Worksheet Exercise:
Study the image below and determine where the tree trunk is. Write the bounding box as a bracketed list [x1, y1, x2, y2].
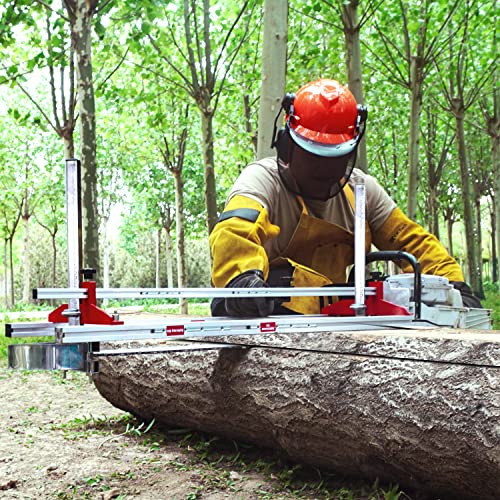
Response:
[22, 215, 31, 303]
[9, 237, 15, 307]
[93, 327, 500, 500]
[494, 116, 500, 286]
[407, 57, 424, 221]
[445, 212, 455, 256]
[63, 136, 74, 160]
[71, 0, 100, 275]
[256, 0, 288, 160]
[155, 229, 161, 289]
[342, 0, 367, 172]
[429, 185, 440, 238]
[492, 205, 498, 283]
[3, 240, 8, 308]
[200, 111, 218, 234]
[453, 99, 482, 296]
[484, 65, 499, 284]
[173, 171, 187, 314]
[164, 228, 174, 288]
[473, 171, 484, 292]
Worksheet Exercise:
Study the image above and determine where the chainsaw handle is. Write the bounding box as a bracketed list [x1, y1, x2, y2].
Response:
[364, 251, 421, 320]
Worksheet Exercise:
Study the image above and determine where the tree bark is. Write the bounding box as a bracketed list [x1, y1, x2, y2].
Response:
[93, 327, 500, 500]
[21, 214, 31, 303]
[200, 110, 218, 234]
[453, 99, 482, 296]
[429, 185, 439, 238]
[342, 0, 367, 172]
[164, 227, 174, 289]
[3, 240, 7, 308]
[66, 0, 100, 275]
[491, 205, 498, 283]
[446, 218, 454, 256]
[155, 229, 161, 289]
[407, 56, 424, 221]
[483, 63, 499, 284]
[256, 0, 288, 160]
[173, 171, 187, 314]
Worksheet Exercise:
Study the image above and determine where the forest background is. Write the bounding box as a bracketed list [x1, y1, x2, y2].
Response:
[0, 0, 498, 316]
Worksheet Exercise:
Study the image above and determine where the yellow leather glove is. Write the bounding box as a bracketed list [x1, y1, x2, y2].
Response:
[373, 208, 464, 281]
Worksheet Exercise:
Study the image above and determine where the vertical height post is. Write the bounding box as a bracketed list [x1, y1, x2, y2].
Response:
[65, 159, 82, 326]
[351, 181, 367, 316]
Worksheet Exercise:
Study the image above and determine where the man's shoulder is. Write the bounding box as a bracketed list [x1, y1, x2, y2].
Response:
[234, 157, 280, 189]
[349, 168, 375, 184]
[348, 168, 388, 193]
[242, 156, 279, 177]
[228, 157, 282, 209]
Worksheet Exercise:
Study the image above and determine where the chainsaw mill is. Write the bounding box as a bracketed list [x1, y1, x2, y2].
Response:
[6, 159, 492, 373]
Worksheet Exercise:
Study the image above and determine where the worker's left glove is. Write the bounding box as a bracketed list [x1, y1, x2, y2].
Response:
[224, 270, 275, 317]
[450, 281, 483, 308]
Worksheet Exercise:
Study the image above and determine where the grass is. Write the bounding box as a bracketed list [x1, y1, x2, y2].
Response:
[153, 425, 410, 499]
[143, 302, 211, 316]
[50, 412, 410, 499]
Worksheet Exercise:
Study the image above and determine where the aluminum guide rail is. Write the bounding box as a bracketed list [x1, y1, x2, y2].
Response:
[33, 285, 377, 300]
[93, 343, 240, 357]
[65, 159, 82, 326]
[352, 180, 367, 316]
[54, 314, 418, 344]
[6, 322, 66, 338]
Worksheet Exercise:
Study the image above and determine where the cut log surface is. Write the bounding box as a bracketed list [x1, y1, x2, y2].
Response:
[93, 326, 500, 499]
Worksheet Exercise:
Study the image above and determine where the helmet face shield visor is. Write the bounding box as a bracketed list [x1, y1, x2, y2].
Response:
[278, 144, 357, 201]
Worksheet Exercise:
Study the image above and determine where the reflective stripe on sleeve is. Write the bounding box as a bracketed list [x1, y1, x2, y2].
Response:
[217, 208, 260, 224]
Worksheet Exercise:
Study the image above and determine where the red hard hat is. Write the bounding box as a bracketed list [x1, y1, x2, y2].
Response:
[287, 79, 361, 157]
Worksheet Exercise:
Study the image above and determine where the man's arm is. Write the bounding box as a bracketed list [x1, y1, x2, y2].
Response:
[372, 208, 482, 307]
[372, 207, 464, 280]
[209, 195, 281, 316]
[209, 194, 280, 287]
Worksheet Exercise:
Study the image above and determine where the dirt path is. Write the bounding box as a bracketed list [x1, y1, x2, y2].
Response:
[0, 369, 305, 500]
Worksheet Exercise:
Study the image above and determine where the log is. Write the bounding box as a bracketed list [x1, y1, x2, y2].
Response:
[93, 327, 500, 499]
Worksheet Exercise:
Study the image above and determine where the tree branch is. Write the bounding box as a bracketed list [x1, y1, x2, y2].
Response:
[34, 0, 70, 22]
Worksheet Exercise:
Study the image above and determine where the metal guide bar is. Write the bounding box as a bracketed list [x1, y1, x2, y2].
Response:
[55, 314, 416, 344]
[352, 181, 366, 315]
[33, 286, 377, 300]
[5, 322, 67, 338]
[65, 159, 82, 326]
[93, 343, 239, 357]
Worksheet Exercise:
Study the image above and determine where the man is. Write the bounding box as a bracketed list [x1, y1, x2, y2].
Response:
[209, 78, 480, 317]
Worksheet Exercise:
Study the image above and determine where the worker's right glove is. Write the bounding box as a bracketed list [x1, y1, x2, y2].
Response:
[450, 281, 483, 308]
[224, 270, 275, 317]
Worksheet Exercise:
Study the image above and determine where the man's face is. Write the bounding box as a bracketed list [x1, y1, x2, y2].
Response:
[287, 145, 353, 201]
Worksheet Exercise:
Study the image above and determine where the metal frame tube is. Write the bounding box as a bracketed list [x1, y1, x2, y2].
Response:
[65, 159, 82, 326]
[32, 286, 378, 301]
[352, 181, 367, 315]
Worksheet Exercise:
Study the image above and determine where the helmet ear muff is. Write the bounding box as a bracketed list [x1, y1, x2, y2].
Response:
[355, 105, 368, 134]
[271, 93, 296, 153]
[276, 127, 289, 162]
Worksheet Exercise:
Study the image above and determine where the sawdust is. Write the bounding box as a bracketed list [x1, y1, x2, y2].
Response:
[0, 368, 299, 500]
